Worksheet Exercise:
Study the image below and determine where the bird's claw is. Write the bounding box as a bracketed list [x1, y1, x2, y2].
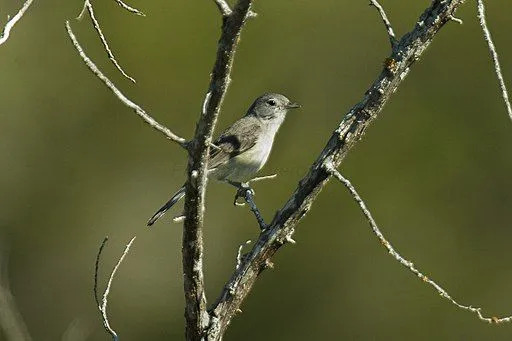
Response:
[233, 186, 255, 206]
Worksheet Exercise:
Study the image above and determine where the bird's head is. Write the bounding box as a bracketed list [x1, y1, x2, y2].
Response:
[247, 93, 300, 122]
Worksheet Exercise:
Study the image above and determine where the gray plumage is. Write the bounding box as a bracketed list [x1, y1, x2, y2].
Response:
[147, 93, 299, 226]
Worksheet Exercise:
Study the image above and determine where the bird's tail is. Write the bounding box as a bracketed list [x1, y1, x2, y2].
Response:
[147, 185, 186, 226]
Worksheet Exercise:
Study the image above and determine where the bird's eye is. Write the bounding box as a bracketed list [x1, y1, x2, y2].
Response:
[267, 99, 276, 106]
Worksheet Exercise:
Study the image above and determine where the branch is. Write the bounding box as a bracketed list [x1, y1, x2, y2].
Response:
[65, 21, 188, 149]
[213, 0, 232, 17]
[207, 1, 467, 338]
[113, 0, 145, 16]
[369, 0, 397, 48]
[0, 0, 34, 46]
[476, 0, 512, 122]
[182, 1, 254, 339]
[94, 236, 137, 340]
[325, 163, 512, 324]
[77, 0, 136, 83]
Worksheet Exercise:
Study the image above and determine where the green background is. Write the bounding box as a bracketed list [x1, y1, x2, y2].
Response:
[1, 0, 512, 340]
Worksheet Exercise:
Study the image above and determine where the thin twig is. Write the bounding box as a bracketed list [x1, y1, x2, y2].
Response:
[65, 21, 188, 149]
[325, 163, 512, 324]
[93, 237, 109, 309]
[78, 0, 136, 83]
[476, 0, 512, 122]
[235, 240, 252, 270]
[369, 0, 397, 48]
[94, 236, 137, 340]
[113, 0, 145, 16]
[249, 174, 277, 183]
[0, 0, 34, 46]
[213, 0, 232, 17]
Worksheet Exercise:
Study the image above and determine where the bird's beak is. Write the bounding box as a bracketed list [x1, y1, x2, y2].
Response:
[285, 102, 301, 109]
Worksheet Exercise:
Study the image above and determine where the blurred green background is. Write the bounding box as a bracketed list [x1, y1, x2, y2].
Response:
[1, 0, 512, 340]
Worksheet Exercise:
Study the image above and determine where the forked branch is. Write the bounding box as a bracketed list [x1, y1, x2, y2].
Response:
[77, 0, 136, 83]
[65, 21, 187, 148]
[94, 236, 137, 340]
[208, 1, 467, 338]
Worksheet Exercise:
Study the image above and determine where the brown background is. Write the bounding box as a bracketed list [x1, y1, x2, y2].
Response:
[1, 0, 512, 340]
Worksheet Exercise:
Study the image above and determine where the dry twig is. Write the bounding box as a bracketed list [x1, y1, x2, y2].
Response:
[113, 0, 145, 16]
[325, 163, 512, 324]
[65, 21, 187, 148]
[94, 236, 137, 340]
[0, 0, 34, 46]
[476, 0, 512, 122]
[369, 0, 397, 48]
[77, 0, 136, 83]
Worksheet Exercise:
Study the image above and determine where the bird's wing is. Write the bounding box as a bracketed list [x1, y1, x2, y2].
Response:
[208, 116, 261, 169]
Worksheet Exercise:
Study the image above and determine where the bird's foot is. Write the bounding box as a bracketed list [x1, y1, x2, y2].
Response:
[233, 184, 255, 206]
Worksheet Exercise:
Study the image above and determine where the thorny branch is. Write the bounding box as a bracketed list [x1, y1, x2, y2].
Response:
[0, 0, 34, 46]
[94, 236, 137, 340]
[207, 1, 470, 339]
[77, 0, 136, 83]
[65, 21, 188, 148]
[325, 164, 512, 324]
[181, 1, 254, 340]
[476, 0, 512, 122]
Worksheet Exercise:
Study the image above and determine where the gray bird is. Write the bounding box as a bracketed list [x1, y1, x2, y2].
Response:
[147, 93, 300, 226]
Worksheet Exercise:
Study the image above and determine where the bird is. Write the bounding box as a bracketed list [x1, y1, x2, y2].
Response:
[147, 92, 300, 226]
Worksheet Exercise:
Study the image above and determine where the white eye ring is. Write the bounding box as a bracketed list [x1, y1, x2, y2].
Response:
[267, 99, 276, 106]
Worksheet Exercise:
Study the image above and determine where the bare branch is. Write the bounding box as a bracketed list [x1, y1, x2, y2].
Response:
[94, 236, 137, 341]
[249, 173, 277, 183]
[65, 21, 188, 149]
[326, 163, 512, 324]
[369, 0, 397, 48]
[113, 0, 145, 16]
[213, 0, 232, 17]
[208, 1, 468, 338]
[78, 0, 136, 83]
[476, 0, 512, 122]
[0, 0, 34, 46]
[181, 1, 254, 339]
